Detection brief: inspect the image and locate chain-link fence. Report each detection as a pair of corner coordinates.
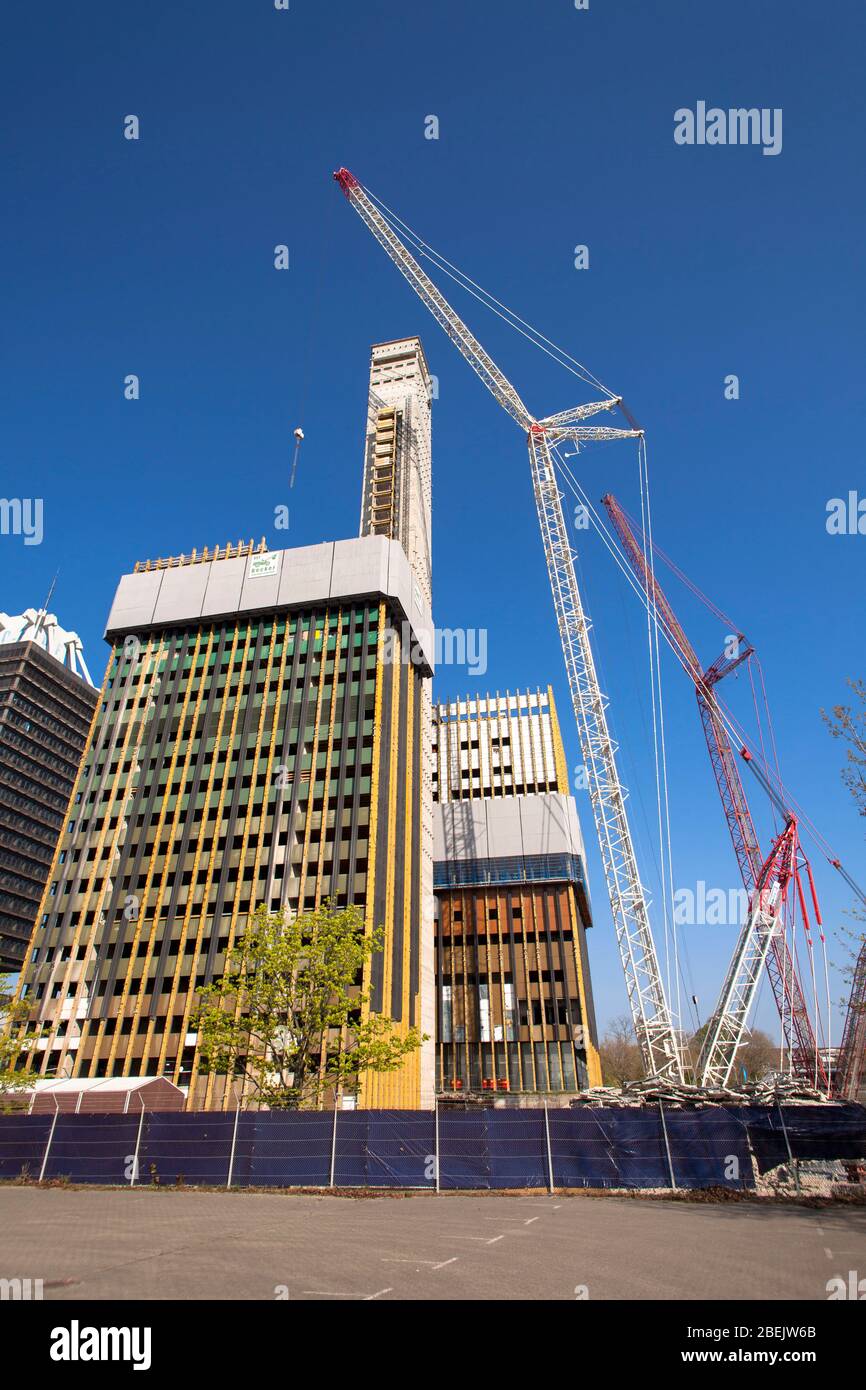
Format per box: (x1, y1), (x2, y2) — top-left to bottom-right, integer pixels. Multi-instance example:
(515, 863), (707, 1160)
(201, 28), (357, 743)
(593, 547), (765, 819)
(0, 1102), (862, 1191)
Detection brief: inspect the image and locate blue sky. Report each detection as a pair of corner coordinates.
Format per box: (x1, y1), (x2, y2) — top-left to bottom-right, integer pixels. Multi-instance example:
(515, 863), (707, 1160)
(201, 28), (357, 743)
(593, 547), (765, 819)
(2, 1), (864, 1041)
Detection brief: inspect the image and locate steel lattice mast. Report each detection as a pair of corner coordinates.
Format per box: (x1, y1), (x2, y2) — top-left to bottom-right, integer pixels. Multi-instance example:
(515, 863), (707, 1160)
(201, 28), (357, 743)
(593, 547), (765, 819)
(334, 168), (683, 1079)
(836, 939), (866, 1101)
(698, 818), (801, 1087)
(601, 494), (827, 1089)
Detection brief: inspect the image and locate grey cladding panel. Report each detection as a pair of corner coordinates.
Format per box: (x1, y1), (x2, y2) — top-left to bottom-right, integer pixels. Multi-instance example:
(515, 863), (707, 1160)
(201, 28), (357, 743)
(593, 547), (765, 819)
(153, 564), (211, 625)
(519, 794), (574, 857)
(104, 571), (163, 636)
(330, 537), (390, 603)
(435, 802), (489, 862)
(435, 793), (584, 863)
(239, 552), (283, 612)
(485, 801), (526, 858)
(276, 544), (335, 608)
(200, 557), (246, 619)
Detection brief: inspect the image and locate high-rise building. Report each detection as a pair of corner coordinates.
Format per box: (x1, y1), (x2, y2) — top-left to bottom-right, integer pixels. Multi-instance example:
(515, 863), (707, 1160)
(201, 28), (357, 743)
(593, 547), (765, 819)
(433, 689), (601, 1096)
(0, 610), (97, 971)
(15, 537), (436, 1107)
(15, 338), (438, 1108)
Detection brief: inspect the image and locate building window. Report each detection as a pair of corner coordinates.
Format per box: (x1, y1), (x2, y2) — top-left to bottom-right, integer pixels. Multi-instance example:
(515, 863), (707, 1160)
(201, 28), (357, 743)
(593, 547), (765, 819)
(441, 983), (452, 1043)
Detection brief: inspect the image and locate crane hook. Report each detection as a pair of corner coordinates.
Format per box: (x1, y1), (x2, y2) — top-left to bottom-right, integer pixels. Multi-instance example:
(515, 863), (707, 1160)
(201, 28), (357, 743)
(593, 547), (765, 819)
(290, 426), (305, 489)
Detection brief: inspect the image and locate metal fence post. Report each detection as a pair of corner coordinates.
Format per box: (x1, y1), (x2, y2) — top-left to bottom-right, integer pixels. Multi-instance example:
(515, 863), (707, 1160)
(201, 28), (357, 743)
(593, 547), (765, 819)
(434, 1098), (440, 1193)
(130, 1097), (146, 1187)
(226, 1100), (241, 1189)
(659, 1099), (677, 1190)
(38, 1101), (60, 1183)
(776, 1099), (800, 1194)
(329, 1100), (338, 1188)
(543, 1101), (555, 1193)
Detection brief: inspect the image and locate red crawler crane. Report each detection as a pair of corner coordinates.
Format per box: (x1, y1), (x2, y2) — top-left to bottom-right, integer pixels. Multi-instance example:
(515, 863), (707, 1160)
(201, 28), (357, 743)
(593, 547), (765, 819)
(601, 493), (827, 1088)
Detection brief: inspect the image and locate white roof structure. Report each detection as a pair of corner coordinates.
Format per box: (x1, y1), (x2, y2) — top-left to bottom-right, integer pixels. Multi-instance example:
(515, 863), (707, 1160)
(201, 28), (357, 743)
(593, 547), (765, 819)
(14, 1076), (187, 1113)
(0, 608), (93, 685)
(23, 1078), (163, 1095)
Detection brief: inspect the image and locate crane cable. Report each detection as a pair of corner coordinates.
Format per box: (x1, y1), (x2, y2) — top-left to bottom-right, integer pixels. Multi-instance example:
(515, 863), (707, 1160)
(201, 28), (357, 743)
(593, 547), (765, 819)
(600, 552), (702, 1036)
(364, 184), (616, 399)
(613, 499), (740, 633)
(589, 500), (862, 891)
(636, 440), (669, 1007)
(637, 436), (679, 1032)
(820, 928), (833, 1095)
(570, 463), (865, 906)
(642, 436), (683, 1040)
(748, 656), (780, 839)
(552, 437), (699, 1036)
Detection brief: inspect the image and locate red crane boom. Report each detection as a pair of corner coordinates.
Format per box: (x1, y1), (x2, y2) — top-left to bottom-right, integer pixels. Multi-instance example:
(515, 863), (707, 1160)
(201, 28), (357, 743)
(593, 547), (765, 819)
(601, 493), (826, 1088)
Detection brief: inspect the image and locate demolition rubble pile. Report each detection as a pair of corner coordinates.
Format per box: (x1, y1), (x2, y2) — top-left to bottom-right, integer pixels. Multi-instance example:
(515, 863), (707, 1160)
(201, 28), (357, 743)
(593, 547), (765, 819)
(569, 1074), (831, 1109)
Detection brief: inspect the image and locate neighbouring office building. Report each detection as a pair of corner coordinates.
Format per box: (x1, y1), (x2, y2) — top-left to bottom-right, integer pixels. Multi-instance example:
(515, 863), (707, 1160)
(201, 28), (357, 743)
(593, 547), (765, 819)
(0, 610), (97, 971)
(433, 689), (602, 1096)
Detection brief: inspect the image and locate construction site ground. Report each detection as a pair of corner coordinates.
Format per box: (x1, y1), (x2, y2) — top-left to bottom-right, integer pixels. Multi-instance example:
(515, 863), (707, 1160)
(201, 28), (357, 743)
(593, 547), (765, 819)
(3, 1184), (864, 1301)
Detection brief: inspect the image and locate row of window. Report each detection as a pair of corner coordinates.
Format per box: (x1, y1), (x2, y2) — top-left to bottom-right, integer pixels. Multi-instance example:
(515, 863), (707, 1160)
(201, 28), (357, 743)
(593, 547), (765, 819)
(82, 719), (376, 781)
(437, 931), (575, 946)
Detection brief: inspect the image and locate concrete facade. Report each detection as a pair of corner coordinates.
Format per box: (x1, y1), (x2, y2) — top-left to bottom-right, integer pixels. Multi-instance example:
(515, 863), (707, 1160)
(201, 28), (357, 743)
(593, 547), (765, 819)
(433, 689), (601, 1096)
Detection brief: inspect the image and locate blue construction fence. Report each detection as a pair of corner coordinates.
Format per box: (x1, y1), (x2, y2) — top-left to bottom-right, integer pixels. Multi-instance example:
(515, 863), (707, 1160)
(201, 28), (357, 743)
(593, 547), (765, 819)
(0, 1103), (863, 1191)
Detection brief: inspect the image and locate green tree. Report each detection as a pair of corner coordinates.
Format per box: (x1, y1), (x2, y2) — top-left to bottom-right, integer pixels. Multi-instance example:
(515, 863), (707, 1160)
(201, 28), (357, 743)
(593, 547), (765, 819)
(738, 1029), (784, 1082)
(0, 974), (30, 1111)
(822, 678), (866, 978)
(598, 1013), (644, 1086)
(684, 1023), (783, 1085)
(195, 902), (425, 1109)
(822, 677), (866, 822)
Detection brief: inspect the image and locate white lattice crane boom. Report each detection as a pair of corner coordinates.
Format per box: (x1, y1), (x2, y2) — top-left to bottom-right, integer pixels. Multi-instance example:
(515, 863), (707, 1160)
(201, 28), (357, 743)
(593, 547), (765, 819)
(697, 816), (801, 1088)
(334, 168), (683, 1080)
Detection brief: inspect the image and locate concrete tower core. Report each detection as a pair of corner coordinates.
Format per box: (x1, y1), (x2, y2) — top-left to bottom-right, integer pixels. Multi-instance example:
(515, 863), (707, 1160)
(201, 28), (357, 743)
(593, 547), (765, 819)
(359, 338), (436, 1106)
(360, 338), (433, 612)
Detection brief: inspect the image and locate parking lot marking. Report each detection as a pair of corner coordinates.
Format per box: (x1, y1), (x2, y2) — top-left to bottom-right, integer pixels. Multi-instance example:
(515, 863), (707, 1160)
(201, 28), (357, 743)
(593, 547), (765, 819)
(381, 1257), (441, 1266)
